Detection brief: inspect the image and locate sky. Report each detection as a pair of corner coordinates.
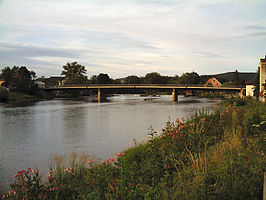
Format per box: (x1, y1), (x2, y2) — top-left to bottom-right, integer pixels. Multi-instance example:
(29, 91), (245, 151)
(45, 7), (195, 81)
(0, 0), (265, 78)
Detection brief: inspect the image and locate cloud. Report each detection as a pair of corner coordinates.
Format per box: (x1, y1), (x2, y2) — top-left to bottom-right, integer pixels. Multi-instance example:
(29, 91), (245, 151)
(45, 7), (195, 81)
(243, 25), (266, 31)
(0, 42), (81, 58)
(0, 0), (265, 77)
(191, 50), (227, 59)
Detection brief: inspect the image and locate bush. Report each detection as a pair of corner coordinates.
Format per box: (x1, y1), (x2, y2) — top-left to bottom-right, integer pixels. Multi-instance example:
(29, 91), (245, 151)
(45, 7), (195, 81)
(0, 87), (9, 101)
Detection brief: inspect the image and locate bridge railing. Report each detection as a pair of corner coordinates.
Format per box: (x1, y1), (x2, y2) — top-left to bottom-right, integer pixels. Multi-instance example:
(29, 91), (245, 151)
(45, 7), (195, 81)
(45, 84), (244, 89)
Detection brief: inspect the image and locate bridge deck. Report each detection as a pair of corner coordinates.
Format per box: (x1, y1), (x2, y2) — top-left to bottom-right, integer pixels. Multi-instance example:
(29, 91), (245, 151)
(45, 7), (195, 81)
(45, 84), (243, 91)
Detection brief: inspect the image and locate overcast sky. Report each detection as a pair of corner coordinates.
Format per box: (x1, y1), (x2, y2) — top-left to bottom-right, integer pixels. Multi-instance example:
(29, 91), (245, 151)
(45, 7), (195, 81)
(0, 0), (265, 78)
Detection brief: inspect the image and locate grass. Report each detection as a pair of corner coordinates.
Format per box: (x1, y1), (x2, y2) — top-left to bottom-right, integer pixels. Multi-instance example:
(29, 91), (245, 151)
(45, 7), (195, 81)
(2, 98), (265, 199)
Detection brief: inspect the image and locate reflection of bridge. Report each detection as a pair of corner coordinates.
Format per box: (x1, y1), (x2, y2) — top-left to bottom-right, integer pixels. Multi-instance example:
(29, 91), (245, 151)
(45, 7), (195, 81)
(44, 84), (244, 102)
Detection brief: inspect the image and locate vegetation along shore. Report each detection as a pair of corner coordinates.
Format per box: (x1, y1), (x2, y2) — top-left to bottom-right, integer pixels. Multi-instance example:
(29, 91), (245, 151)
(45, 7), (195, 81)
(1, 98), (265, 199)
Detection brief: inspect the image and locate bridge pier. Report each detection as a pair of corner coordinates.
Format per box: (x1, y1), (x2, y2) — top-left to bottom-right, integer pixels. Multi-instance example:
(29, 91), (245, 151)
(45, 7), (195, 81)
(172, 88), (178, 102)
(98, 88), (101, 103)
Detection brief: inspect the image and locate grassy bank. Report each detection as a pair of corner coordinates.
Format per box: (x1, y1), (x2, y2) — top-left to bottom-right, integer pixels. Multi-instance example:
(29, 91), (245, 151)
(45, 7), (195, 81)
(2, 99), (265, 199)
(0, 88), (39, 106)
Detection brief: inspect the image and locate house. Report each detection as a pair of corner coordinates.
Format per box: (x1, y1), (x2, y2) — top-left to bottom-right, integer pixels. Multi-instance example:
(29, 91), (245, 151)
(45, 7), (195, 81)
(44, 77), (65, 88)
(204, 77), (222, 87)
(0, 79), (5, 87)
(246, 85), (255, 96)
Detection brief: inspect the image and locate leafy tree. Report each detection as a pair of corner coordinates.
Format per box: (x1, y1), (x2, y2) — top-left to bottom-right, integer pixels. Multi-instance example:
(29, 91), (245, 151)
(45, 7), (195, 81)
(0, 87), (8, 101)
(0, 66), (18, 87)
(124, 75), (141, 84)
(177, 72), (200, 85)
(61, 62), (88, 84)
(143, 72), (168, 84)
(168, 75), (179, 84)
(96, 73), (112, 84)
(0, 66), (37, 93)
(89, 75), (98, 84)
(15, 66), (33, 92)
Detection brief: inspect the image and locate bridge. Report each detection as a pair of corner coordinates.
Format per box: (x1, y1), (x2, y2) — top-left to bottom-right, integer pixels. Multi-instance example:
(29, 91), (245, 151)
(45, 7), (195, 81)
(44, 84), (244, 102)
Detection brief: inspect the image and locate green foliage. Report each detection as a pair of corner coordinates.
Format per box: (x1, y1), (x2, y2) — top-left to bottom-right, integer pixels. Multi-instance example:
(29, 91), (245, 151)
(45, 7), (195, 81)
(96, 73), (112, 84)
(0, 87), (9, 102)
(0, 66), (36, 93)
(124, 75), (141, 84)
(89, 73), (113, 84)
(143, 72), (168, 84)
(3, 99), (265, 199)
(177, 72), (200, 85)
(61, 62), (88, 84)
(7, 92), (38, 105)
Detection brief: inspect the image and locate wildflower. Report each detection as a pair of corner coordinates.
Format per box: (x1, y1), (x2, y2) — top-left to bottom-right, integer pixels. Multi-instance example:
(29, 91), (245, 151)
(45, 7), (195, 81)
(88, 159), (94, 164)
(115, 152), (125, 157)
(26, 168), (31, 174)
(105, 160), (109, 165)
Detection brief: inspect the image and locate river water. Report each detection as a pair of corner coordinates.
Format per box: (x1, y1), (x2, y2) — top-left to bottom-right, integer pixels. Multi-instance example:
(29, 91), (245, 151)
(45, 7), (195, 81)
(0, 95), (221, 193)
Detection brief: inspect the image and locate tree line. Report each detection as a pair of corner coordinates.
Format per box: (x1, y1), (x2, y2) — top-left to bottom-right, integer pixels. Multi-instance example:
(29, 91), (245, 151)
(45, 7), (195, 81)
(0, 62), (245, 92)
(61, 62), (243, 86)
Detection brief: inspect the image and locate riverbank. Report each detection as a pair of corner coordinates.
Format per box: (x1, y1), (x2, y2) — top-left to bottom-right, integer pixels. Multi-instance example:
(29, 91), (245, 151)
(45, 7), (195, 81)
(0, 88), (40, 106)
(2, 98), (264, 199)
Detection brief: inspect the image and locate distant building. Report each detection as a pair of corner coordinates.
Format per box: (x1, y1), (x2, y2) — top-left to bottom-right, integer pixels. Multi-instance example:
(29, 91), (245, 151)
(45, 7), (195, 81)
(0, 79), (5, 87)
(260, 55), (266, 94)
(44, 77), (65, 88)
(246, 85), (255, 96)
(204, 77), (222, 87)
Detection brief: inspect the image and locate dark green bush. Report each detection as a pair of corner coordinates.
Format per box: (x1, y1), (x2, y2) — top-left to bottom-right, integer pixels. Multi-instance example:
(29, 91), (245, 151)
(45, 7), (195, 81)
(0, 87), (9, 101)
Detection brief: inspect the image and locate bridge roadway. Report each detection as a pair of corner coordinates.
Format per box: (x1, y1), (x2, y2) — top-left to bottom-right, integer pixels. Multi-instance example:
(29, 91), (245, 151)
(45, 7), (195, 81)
(44, 84), (244, 102)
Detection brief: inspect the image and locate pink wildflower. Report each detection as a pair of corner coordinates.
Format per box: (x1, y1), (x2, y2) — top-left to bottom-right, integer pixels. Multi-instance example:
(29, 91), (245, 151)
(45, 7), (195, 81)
(88, 159), (94, 164)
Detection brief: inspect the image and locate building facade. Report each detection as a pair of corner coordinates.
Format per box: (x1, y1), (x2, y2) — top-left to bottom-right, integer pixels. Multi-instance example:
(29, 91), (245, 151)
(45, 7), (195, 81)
(260, 55), (266, 94)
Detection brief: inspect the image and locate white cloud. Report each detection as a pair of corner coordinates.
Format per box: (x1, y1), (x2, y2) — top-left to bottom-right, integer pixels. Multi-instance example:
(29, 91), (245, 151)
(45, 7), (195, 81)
(0, 0), (265, 78)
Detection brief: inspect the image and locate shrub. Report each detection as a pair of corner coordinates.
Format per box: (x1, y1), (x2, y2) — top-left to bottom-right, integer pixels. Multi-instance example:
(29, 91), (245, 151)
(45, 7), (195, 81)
(0, 87), (9, 101)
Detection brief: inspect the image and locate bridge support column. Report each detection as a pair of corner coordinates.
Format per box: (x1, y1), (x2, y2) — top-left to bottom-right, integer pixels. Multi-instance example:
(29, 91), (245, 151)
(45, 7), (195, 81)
(172, 88), (178, 102)
(98, 88), (101, 103)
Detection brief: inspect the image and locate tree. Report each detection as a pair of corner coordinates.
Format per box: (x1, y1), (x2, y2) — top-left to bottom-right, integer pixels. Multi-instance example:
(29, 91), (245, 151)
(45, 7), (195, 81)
(0, 66), (36, 93)
(0, 66), (18, 87)
(15, 66), (33, 92)
(96, 73), (112, 84)
(231, 70), (240, 86)
(177, 72), (200, 85)
(89, 75), (98, 84)
(143, 72), (168, 84)
(168, 75), (179, 84)
(124, 75), (140, 84)
(61, 62), (87, 84)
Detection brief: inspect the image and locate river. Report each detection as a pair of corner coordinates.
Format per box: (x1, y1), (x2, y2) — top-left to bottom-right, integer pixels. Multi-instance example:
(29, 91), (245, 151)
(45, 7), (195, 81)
(0, 95), (221, 193)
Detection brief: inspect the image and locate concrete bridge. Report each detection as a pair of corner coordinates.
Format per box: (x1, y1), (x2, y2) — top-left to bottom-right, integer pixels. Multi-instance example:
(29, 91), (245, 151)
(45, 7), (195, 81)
(44, 84), (244, 102)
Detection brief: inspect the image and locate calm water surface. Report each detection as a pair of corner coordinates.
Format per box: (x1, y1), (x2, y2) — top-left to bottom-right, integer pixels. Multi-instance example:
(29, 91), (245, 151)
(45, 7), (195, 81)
(0, 95), (221, 192)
